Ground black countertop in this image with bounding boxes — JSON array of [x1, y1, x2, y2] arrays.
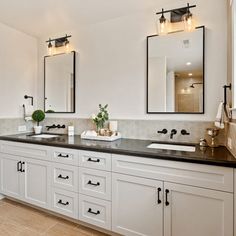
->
[[0, 133, 235, 168]]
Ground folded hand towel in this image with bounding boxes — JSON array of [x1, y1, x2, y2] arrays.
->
[[215, 102, 225, 129]]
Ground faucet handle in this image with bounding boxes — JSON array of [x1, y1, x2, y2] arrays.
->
[[157, 129, 168, 134], [181, 129, 190, 135]]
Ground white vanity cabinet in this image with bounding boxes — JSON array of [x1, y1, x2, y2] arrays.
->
[[112, 173, 163, 236], [0, 140, 235, 236], [0, 153, 51, 209], [0, 153, 23, 199], [164, 182, 233, 236], [112, 154, 234, 236]]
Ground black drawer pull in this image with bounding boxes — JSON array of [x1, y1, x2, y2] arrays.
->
[[58, 199, 69, 206], [17, 161, 21, 172], [165, 189, 170, 206], [87, 158, 100, 163], [58, 153, 69, 158], [157, 187, 162, 204], [87, 180, 100, 186], [58, 174, 69, 180], [21, 162, 25, 172], [88, 208, 100, 215]]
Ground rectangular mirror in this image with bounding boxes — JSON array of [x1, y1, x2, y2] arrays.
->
[[44, 51, 76, 113], [147, 26, 205, 114]]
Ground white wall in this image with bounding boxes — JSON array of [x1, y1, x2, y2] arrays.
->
[[0, 22, 38, 118], [38, 0, 228, 121]]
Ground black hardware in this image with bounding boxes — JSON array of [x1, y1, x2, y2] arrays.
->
[[58, 199, 69, 206], [165, 189, 170, 206], [46, 124, 66, 131], [58, 174, 69, 180], [87, 158, 100, 163], [181, 129, 190, 136], [17, 161, 21, 172], [223, 84, 232, 106], [21, 162, 25, 172], [46, 35, 72, 47], [157, 187, 162, 204], [24, 95, 34, 106], [58, 153, 69, 158], [87, 180, 100, 186], [88, 208, 100, 215], [157, 129, 168, 134], [170, 129, 177, 139], [156, 3, 196, 15]]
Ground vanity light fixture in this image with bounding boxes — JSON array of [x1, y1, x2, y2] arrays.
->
[[157, 9, 169, 35], [47, 39, 53, 55], [182, 3, 196, 32], [46, 34, 72, 55], [186, 62, 192, 66], [188, 73, 193, 76], [156, 3, 196, 35]]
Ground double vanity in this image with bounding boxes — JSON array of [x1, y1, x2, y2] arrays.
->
[[0, 133, 234, 236]]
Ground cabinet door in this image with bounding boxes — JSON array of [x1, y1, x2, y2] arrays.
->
[[0, 154, 22, 199], [22, 158, 51, 209], [164, 182, 233, 236], [112, 173, 163, 236]]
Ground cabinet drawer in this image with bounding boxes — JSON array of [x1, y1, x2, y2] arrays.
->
[[52, 147, 79, 166], [0, 141, 50, 161], [112, 154, 234, 192], [79, 194, 111, 230], [79, 167, 111, 200], [51, 188, 78, 219], [79, 151, 111, 171], [52, 163, 79, 192]]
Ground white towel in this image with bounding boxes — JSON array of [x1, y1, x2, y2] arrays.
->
[[215, 102, 225, 129], [23, 104, 34, 121]]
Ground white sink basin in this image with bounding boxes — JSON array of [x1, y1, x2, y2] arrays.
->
[[147, 143, 196, 152], [31, 134, 59, 139]]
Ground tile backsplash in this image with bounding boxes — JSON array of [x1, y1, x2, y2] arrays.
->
[[0, 118, 227, 146], [42, 118, 226, 145], [0, 118, 33, 135]]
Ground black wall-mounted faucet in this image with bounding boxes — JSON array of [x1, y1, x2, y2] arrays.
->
[[170, 129, 177, 139], [157, 129, 168, 134], [46, 124, 66, 131]]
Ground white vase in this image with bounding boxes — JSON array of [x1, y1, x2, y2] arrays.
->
[[34, 126, 42, 134]]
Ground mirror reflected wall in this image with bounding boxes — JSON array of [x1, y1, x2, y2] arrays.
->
[[44, 51, 76, 113], [147, 26, 205, 114]]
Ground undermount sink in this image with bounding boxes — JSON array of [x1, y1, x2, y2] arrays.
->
[[30, 134, 59, 139], [147, 143, 196, 152]]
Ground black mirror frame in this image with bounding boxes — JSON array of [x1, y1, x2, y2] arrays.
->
[[44, 51, 76, 114], [146, 26, 205, 114]]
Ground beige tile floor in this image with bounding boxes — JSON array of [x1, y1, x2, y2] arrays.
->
[[0, 198, 109, 236]]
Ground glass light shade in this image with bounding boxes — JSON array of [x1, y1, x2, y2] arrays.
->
[[157, 19, 169, 36], [183, 13, 196, 32]]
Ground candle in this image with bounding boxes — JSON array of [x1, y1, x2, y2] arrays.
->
[[109, 121, 118, 132]]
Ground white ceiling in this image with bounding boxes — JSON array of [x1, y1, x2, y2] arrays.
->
[[0, 0, 170, 38]]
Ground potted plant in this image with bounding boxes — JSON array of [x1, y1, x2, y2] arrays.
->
[[32, 110, 45, 134], [92, 104, 109, 134]]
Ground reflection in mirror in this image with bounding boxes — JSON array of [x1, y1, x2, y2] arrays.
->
[[44, 51, 76, 113], [147, 26, 205, 114]]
